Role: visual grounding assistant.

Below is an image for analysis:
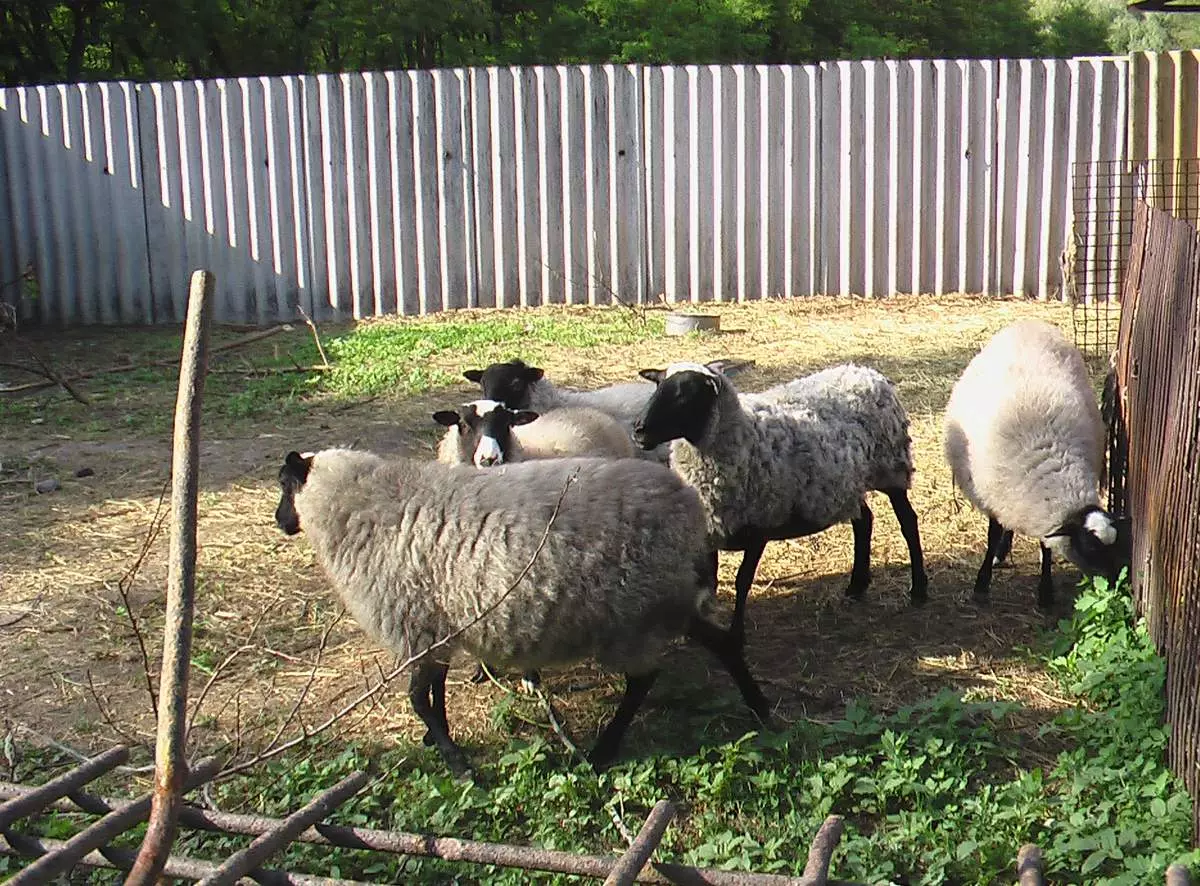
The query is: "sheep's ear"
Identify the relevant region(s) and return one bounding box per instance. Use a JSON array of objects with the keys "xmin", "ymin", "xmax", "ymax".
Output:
[
  {"xmin": 432, "ymin": 410, "xmax": 461, "ymax": 427},
  {"xmin": 463, "ymin": 369, "xmax": 484, "ymax": 383},
  {"xmin": 282, "ymin": 451, "xmax": 312, "ymax": 484},
  {"xmin": 522, "ymin": 365, "xmax": 545, "ymax": 382},
  {"xmin": 511, "ymin": 410, "xmax": 539, "ymax": 426},
  {"xmin": 639, "ymin": 368, "xmax": 666, "ymax": 385}
]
